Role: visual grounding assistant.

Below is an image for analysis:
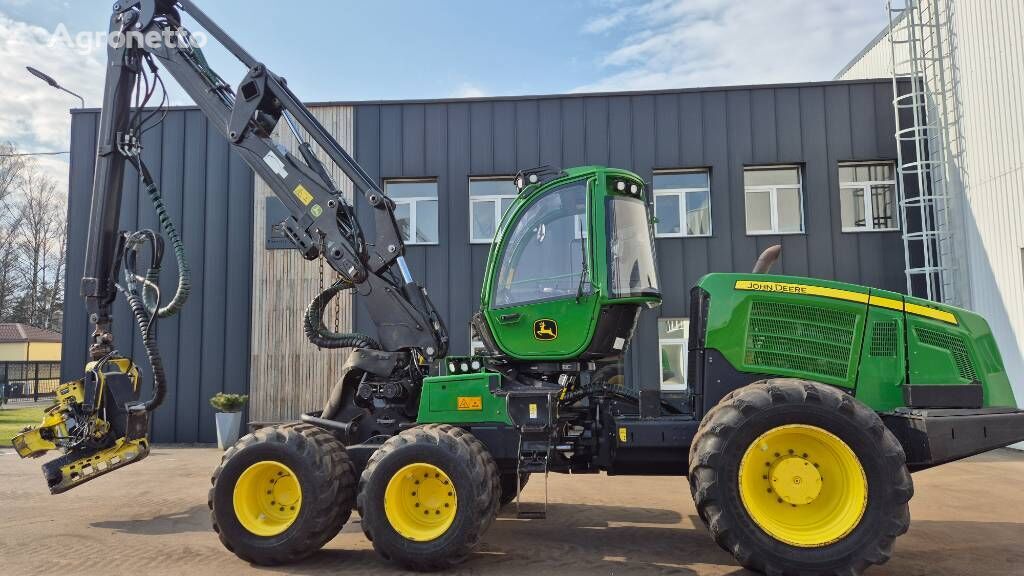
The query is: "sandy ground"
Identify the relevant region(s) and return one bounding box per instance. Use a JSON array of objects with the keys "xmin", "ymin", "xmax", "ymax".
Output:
[{"xmin": 1, "ymin": 446, "xmax": 1023, "ymax": 576}]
